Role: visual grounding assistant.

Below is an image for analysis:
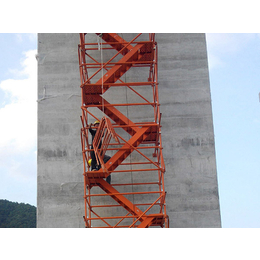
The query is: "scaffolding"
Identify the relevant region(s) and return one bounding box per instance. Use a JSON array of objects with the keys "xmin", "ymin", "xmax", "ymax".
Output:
[{"xmin": 78, "ymin": 33, "xmax": 169, "ymax": 228}]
